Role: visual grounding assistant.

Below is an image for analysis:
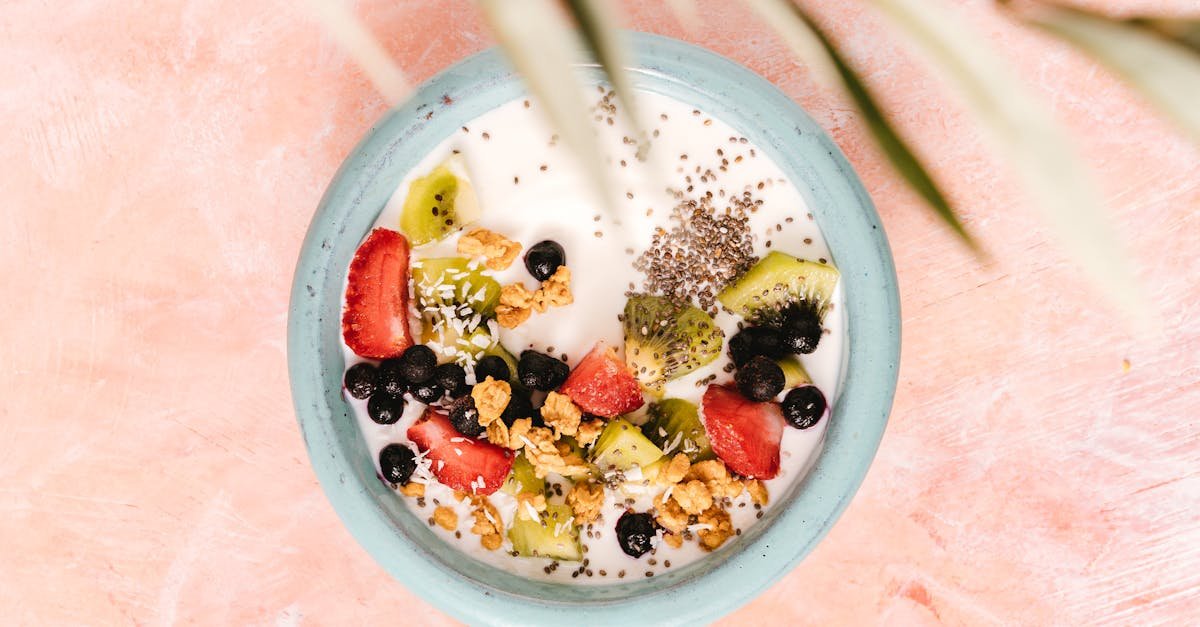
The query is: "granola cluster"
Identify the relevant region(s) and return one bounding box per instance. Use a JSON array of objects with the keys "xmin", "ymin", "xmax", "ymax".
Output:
[
  {"xmin": 649, "ymin": 457, "xmax": 760, "ymax": 552},
  {"xmin": 457, "ymin": 227, "xmax": 522, "ymax": 271},
  {"xmin": 495, "ymin": 266, "xmax": 574, "ymax": 329},
  {"xmin": 566, "ymin": 481, "xmax": 604, "ymax": 524},
  {"xmin": 468, "ymin": 495, "xmax": 504, "ymax": 551},
  {"xmin": 471, "ymin": 377, "xmax": 511, "ymax": 426}
]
